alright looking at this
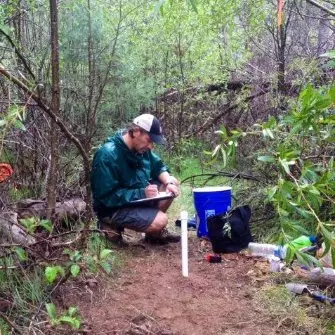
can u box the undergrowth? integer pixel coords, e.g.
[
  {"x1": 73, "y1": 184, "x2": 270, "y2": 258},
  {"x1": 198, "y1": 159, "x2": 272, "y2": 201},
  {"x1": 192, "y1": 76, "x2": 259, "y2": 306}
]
[
  {"x1": 254, "y1": 284, "x2": 335, "y2": 335},
  {"x1": 0, "y1": 228, "x2": 117, "y2": 334}
]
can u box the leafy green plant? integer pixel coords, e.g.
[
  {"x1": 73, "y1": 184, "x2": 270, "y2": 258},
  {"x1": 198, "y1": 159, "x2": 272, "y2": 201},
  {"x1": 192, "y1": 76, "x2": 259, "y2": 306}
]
[
  {"x1": 14, "y1": 247, "x2": 28, "y2": 261},
  {"x1": 85, "y1": 248, "x2": 114, "y2": 274},
  {"x1": 45, "y1": 303, "x2": 81, "y2": 329},
  {"x1": 20, "y1": 217, "x2": 52, "y2": 234},
  {"x1": 211, "y1": 84, "x2": 335, "y2": 265},
  {"x1": 204, "y1": 125, "x2": 247, "y2": 168},
  {"x1": 98, "y1": 248, "x2": 114, "y2": 273},
  {"x1": 45, "y1": 266, "x2": 65, "y2": 284},
  {"x1": 85, "y1": 232, "x2": 115, "y2": 274},
  {"x1": 63, "y1": 249, "x2": 82, "y2": 277}
]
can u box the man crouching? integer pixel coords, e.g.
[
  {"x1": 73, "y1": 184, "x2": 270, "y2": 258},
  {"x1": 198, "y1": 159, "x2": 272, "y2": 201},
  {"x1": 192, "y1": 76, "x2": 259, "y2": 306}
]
[{"x1": 91, "y1": 113, "x2": 180, "y2": 244}]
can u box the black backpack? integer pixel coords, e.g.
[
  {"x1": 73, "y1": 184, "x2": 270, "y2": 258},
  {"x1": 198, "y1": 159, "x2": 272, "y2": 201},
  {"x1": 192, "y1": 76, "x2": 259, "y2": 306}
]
[{"x1": 207, "y1": 205, "x2": 253, "y2": 253}]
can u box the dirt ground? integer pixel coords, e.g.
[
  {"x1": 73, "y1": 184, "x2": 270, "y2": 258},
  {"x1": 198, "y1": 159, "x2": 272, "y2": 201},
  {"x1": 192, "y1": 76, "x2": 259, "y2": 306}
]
[{"x1": 58, "y1": 230, "x2": 288, "y2": 335}]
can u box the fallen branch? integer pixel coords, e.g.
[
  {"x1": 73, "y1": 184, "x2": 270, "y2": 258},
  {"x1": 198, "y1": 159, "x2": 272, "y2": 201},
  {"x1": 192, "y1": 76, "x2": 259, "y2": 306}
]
[
  {"x1": 0, "y1": 228, "x2": 119, "y2": 250},
  {"x1": 0, "y1": 211, "x2": 36, "y2": 246},
  {"x1": 14, "y1": 198, "x2": 86, "y2": 222}
]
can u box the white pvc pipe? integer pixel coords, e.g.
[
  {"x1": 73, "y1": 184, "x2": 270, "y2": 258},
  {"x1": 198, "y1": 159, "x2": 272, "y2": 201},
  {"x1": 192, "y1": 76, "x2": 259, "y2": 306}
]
[{"x1": 180, "y1": 210, "x2": 188, "y2": 277}]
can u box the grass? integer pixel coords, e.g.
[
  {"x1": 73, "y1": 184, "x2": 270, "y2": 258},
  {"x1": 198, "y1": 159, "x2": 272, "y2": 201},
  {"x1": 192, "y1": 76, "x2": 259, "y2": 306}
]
[
  {"x1": 0, "y1": 319, "x2": 9, "y2": 335},
  {"x1": 0, "y1": 261, "x2": 49, "y2": 334},
  {"x1": 254, "y1": 283, "x2": 335, "y2": 335}
]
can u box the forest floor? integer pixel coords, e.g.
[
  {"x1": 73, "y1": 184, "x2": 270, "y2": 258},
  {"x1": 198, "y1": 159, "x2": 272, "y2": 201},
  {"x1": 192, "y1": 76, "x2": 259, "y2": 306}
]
[{"x1": 56, "y1": 227, "x2": 335, "y2": 335}]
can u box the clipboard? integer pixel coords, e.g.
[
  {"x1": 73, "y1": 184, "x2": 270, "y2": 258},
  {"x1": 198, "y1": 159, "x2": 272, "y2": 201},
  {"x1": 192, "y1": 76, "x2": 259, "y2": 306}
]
[{"x1": 130, "y1": 192, "x2": 174, "y2": 204}]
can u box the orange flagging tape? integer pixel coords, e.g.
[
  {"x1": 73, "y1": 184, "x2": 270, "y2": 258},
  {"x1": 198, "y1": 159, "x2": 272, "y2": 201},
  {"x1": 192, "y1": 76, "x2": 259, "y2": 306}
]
[{"x1": 0, "y1": 163, "x2": 13, "y2": 183}]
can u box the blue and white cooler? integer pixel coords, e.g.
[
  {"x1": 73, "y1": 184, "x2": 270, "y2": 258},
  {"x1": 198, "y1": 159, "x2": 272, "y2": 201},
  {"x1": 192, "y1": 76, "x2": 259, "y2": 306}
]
[{"x1": 193, "y1": 186, "x2": 232, "y2": 238}]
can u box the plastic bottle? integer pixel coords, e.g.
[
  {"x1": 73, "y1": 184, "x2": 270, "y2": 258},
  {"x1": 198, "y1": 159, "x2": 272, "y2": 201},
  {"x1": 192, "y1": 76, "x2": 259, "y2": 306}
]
[
  {"x1": 248, "y1": 236, "x2": 317, "y2": 260},
  {"x1": 248, "y1": 242, "x2": 280, "y2": 257}
]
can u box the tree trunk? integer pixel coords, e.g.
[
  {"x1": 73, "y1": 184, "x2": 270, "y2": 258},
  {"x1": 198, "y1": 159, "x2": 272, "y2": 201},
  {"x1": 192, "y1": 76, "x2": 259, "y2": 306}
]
[
  {"x1": 277, "y1": 16, "x2": 286, "y2": 95},
  {"x1": 47, "y1": 0, "x2": 60, "y2": 219},
  {"x1": 85, "y1": 0, "x2": 95, "y2": 153}
]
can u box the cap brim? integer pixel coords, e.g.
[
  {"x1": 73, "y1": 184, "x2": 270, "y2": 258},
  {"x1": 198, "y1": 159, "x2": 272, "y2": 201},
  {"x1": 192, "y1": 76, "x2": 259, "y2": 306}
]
[{"x1": 149, "y1": 133, "x2": 166, "y2": 145}]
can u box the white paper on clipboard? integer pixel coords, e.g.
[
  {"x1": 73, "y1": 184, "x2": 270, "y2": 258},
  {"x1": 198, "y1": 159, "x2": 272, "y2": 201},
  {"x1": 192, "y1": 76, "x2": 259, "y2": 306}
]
[{"x1": 130, "y1": 192, "x2": 174, "y2": 204}]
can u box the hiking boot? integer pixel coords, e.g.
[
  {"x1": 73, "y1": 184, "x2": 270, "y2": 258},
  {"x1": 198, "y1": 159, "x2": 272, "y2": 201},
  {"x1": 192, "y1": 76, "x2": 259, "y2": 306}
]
[{"x1": 144, "y1": 228, "x2": 180, "y2": 245}]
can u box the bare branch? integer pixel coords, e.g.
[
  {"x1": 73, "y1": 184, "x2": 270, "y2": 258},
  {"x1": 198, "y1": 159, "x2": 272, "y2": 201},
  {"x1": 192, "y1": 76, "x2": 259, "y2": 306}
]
[
  {"x1": 0, "y1": 28, "x2": 36, "y2": 81},
  {"x1": 305, "y1": 0, "x2": 335, "y2": 16},
  {"x1": 187, "y1": 86, "x2": 270, "y2": 137}
]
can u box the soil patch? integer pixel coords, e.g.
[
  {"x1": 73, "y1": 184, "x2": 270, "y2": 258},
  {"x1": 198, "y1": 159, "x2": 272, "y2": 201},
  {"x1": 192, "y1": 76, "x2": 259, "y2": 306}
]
[{"x1": 60, "y1": 232, "x2": 280, "y2": 335}]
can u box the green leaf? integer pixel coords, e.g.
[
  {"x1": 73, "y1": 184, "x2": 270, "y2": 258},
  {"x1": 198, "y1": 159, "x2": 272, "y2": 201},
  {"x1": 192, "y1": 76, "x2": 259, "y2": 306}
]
[
  {"x1": 40, "y1": 219, "x2": 52, "y2": 232},
  {"x1": 203, "y1": 150, "x2": 212, "y2": 155},
  {"x1": 267, "y1": 186, "x2": 278, "y2": 200},
  {"x1": 264, "y1": 116, "x2": 277, "y2": 128},
  {"x1": 59, "y1": 315, "x2": 81, "y2": 329},
  {"x1": 15, "y1": 247, "x2": 28, "y2": 261},
  {"x1": 295, "y1": 207, "x2": 314, "y2": 219},
  {"x1": 99, "y1": 249, "x2": 113, "y2": 260},
  {"x1": 279, "y1": 159, "x2": 291, "y2": 175},
  {"x1": 278, "y1": 208, "x2": 289, "y2": 217},
  {"x1": 320, "y1": 225, "x2": 334, "y2": 244},
  {"x1": 308, "y1": 187, "x2": 320, "y2": 195},
  {"x1": 20, "y1": 217, "x2": 37, "y2": 233},
  {"x1": 100, "y1": 261, "x2": 112, "y2": 273},
  {"x1": 314, "y1": 96, "x2": 331, "y2": 109},
  {"x1": 67, "y1": 307, "x2": 78, "y2": 317},
  {"x1": 295, "y1": 251, "x2": 321, "y2": 268},
  {"x1": 320, "y1": 50, "x2": 335, "y2": 59},
  {"x1": 45, "y1": 266, "x2": 59, "y2": 283},
  {"x1": 212, "y1": 144, "x2": 221, "y2": 157},
  {"x1": 220, "y1": 147, "x2": 227, "y2": 167},
  {"x1": 288, "y1": 201, "x2": 298, "y2": 207},
  {"x1": 13, "y1": 119, "x2": 26, "y2": 131},
  {"x1": 70, "y1": 264, "x2": 80, "y2": 277},
  {"x1": 258, "y1": 155, "x2": 275, "y2": 163},
  {"x1": 284, "y1": 245, "x2": 295, "y2": 263},
  {"x1": 262, "y1": 128, "x2": 274, "y2": 139},
  {"x1": 45, "y1": 303, "x2": 57, "y2": 321}
]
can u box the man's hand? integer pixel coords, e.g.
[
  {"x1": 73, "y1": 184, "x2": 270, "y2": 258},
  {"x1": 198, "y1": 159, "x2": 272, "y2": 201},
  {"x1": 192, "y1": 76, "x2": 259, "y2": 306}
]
[
  {"x1": 166, "y1": 182, "x2": 180, "y2": 197},
  {"x1": 145, "y1": 184, "x2": 159, "y2": 198}
]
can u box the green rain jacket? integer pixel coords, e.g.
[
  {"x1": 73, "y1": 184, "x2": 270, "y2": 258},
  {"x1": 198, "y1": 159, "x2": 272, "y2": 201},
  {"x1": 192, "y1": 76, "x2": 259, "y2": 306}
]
[{"x1": 91, "y1": 131, "x2": 169, "y2": 216}]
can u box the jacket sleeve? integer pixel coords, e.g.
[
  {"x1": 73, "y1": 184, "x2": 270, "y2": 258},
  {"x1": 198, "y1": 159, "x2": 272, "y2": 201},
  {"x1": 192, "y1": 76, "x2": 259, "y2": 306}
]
[
  {"x1": 150, "y1": 151, "x2": 169, "y2": 179},
  {"x1": 91, "y1": 149, "x2": 146, "y2": 209}
]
